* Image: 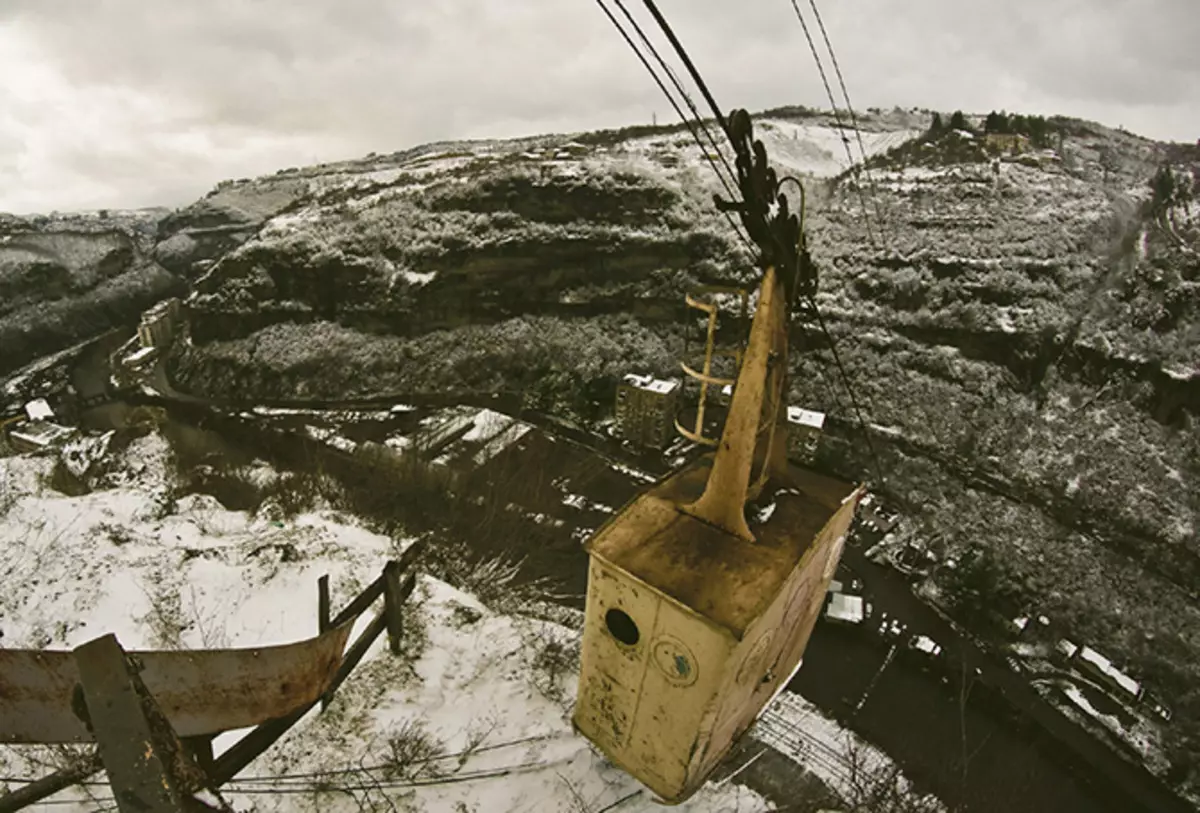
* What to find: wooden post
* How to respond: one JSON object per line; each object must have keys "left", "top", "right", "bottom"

{"left": 318, "top": 574, "right": 331, "bottom": 710}
{"left": 383, "top": 561, "right": 403, "bottom": 655}
{"left": 318, "top": 574, "right": 331, "bottom": 635}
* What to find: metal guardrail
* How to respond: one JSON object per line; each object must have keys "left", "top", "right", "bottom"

{"left": 0, "top": 541, "right": 423, "bottom": 812}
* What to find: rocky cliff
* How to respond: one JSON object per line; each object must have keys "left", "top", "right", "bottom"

{"left": 0, "top": 209, "right": 179, "bottom": 375}
{"left": 795, "top": 120, "right": 1199, "bottom": 784}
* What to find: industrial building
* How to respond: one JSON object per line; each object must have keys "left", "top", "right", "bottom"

{"left": 786, "top": 406, "right": 826, "bottom": 462}
{"left": 137, "top": 297, "right": 183, "bottom": 349}
{"left": 615, "top": 373, "right": 680, "bottom": 450}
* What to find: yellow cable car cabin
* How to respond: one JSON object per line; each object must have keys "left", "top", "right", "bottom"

{"left": 573, "top": 259, "right": 864, "bottom": 803}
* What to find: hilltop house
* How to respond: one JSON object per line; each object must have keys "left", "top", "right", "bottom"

{"left": 985, "top": 132, "right": 1030, "bottom": 155}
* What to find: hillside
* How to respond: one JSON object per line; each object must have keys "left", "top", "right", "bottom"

{"left": 795, "top": 119, "right": 1200, "bottom": 783}
{"left": 157, "top": 108, "right": 1200, "bottom": 793}
{"left": 2, "top": 105, "right": 1198, "bottom": 797}
{"left": 0, "top": 208, "right": 179, "bottom": 376}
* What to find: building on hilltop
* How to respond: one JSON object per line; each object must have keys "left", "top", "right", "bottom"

{"left": 984, "top": 132, "right": 1030, "bottom": 155}
{"left": 137, "top": 297, "right": 183, "bottom": 349}
{"left": 615, "top": 373, "right": 680, "bottom": 450}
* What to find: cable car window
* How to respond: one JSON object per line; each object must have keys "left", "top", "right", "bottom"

{"left": 605, "top": 608, "right": 640, "bottom": 646}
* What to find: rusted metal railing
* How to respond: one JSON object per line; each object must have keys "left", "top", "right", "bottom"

{"left": 0, "top": 542, "right": 423, "bottom": 813}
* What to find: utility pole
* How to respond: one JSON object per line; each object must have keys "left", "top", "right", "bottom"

{"left": 653, "top": 111, "right": 657, "bottom": 127}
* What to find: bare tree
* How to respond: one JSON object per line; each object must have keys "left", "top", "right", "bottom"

{"left": 839, "top": 738, "right": 944, "bottom": 813}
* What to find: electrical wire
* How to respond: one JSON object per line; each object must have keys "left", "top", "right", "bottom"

{"left": 802, "top": 293, "right": 886, "bottom": 487}
{"left": 20, "top": 753, "right": 576, "bottom": 810}
{"left": 0, "top": 733, "right": 564, "bottom": 790}
{"left": 637, "top": 0, "right": 728, "bottom": 130}
{"left": 785, "top": 0, "right": 880, "bottom": 248}
{"left": 805, "top": 0, "right": 893, "bottom": 242}
{"left": 595, "top": 787, "right": 644, "bottom": 811}
{"left": 611, "top": 0, "right": 741, "bottom": 195}
{"left": 592, "top": 0, "right": 757, "bottom": 257}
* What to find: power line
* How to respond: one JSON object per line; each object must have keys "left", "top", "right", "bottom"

{"left": 637, "top": 0, "right": 728, "bottom": 131}
{"left": 805, "top": 0, "right": 892, "bottom": 242}
{"left": 611, "top": 0, "right": 740, "bottom": 195}
{"left": 785, "top": 0, "right": 880, "bottom": 248}
{"left": 33, "top": 756, "right": 575, "bottom": 809}
{"left": 0, "top": 733, "right": 566, "bottom": 790}
{"left": 592, "top": 0, "right": 756, "bottom": 257}
{"left": 803, "top": 293, "right": 886, "bottom": 487}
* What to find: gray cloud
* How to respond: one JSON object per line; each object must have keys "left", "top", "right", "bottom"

{"left": 1, "top": 0, "right": 1197, "bottom": 213}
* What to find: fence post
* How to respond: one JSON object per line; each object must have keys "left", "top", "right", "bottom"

{"left": 383, "top": 561, "right": 403, "bottom": 655}
{"left": 318, "top": 574, "right": 331, "bottom": 710}
{"left": 318, "top": 574, "right": 331, "bottom": 635}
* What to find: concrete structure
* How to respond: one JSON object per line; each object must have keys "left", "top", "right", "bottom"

{"left": 786, "top": 406, "right": 825, "bottom": 462}
{"left": 616, "top": 374, "right": 680, "bottom": 451}
{"left": 8, "top": 420, "right": 73, "bottom": 452}
{"left": 110, "top": 345, "right": 159, "bottom": 389}
{"left": 825, "top": 592, "right": 865, "bottom": 625}
{"left": 1076, "top": 646, "right": 1142, "bottom": 702}
{"left": 1056, "top": 639, "right": 1079, "bottom": 661}
{"left": 137, "top": 297, "right": 182, "bottom": 349}
{"left": 24, "top": 399, "right": 54, "bottom": 422}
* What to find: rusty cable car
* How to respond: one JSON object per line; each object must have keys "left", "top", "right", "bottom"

{"left": 572, "top": 109, "right": 865, "bottom": 803}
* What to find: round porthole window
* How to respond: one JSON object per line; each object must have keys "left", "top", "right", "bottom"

{"left": 604, "top": 608, "right": 640, "bottom": 646}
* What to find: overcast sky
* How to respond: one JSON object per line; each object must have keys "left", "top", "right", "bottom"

{"left": 1, "top": 0, "right": 1196, "bottom": 214}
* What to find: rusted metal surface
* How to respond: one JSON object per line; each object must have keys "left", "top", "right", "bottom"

{"left": 0, "top": 622, "right": 352, "bottom": 744}
{"left": 211, "top": 570, "right": 417, "bottom": 785}
{"left": 74, "top": 634, "right": 195, "bottom": 812}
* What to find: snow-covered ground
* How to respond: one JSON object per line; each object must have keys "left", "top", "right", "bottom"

{"left": 0, "top": 433, "right": 774, "bottom": 812}
{"left": 754, "top": 692, "right": 944, "bottom": 811}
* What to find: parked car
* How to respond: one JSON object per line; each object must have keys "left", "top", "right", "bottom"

{"left": 877, "top": 612, "right": 907, "bottom": 639}
{"left": 908, "top": 634, "right": 943, "bottom": 658}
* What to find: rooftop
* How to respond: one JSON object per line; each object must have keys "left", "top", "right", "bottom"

{"left": 587, "top": 455, "right": 859, "bottom": 636}
{"left": 622, "top": 373, "right": 679, "bottom": 395}
{"left": 10, "top": 420, "right": 73, "bottom": 447}
{"left": 787, "top": 406, "right": 826, "bottom": 430}
{"left": 125, "top": 346, "right": 157, "bottom": 365}
{"left": 1077, "top": 646, "right": 1142, "bottom": 698}
{"left": 24, "top": 399, "right": 53, "bottom": 422}
{"left": 826, "top": 593, "right": 865, "bottom": 624}
{"left": 143, "top": 298, "right": 179, "bottom": 318}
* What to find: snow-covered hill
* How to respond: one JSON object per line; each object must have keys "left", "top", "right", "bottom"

{"left": 0, "top": 428, "right": 941, "bottom": 811}
{"left": 3, "top": 105, "right": 1198, "bottom": 798}
{"left": 156, "top": 108, "right": 1200, "bottom": 797}
{"left": 0, "top": 432, "right": 761, "bottom": 811}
